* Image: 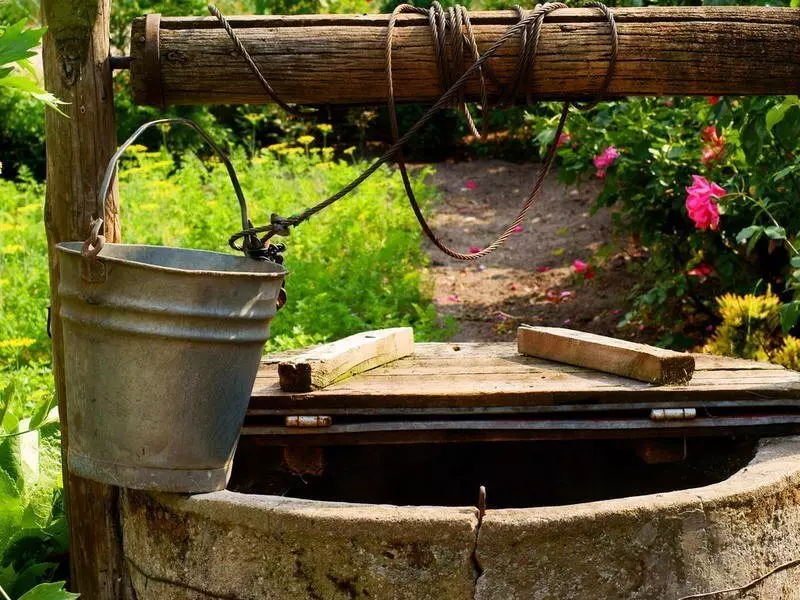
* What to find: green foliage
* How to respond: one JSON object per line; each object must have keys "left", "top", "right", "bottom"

{"left": 0, "top": 134, "right": 448, "bottom": 597}
{"left": 17, "top": 582, "right": 78, "bottom": 600}
{"left": 0, "top": 18, "right": 64, "bottom": 113}
{"left": 701, "top": 289, "right": 800, "bottom": 371}
{"left": 117, "top": 139, "right": 449, "bottom": 349}
{"left": 519, "top": 93, "right": 800, "bottom": 343}
{"left": 702, "top": 289, "right": 781, "bottom": 361}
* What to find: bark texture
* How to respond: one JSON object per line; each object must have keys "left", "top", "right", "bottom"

{"left": 130, "top": 7, "right": 800, "bottom": 106}
{"left": 41, "top": 1, "right": 127, "bottom": 598}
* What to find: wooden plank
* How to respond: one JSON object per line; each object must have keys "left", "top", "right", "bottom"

{"left": 278, "top": 327, "right": 414, "bottom": 392}
{"left": 40, "top": 1, "right": 129, "bottom": 599}
{"left": 517, "top": 326, "right": 695, "bottom": 385}
{"left": 129, "top": 7, "right": 800, "bottom": 106}
{"left": 248, "top": 343, "right": 800, "bottom": 411}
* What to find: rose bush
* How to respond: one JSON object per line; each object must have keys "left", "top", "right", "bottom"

{"left": 523, "top": 93, "right": 800, "bottom": 347}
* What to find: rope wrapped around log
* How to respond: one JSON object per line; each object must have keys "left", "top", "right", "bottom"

{"left": 131, "top": 7, "right": 800, "bottom": 107}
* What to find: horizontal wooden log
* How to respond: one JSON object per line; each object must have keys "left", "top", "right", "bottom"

{"left": 129, "top": 7, "right": 800, "bottom": 107}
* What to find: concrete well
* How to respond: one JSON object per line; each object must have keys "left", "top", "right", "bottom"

{"left": 122, "top": 437, "right": 800, "bottom": 600}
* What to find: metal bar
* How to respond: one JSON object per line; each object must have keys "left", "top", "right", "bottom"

{"left": 246, "top": 398, "right": 800, "bottom": 417}
{"left": 240, "top": 415, "right": 800, "bottom": 445}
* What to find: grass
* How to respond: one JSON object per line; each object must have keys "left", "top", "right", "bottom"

{"left": 0, "top": 139, "right": 449, "bottom": 598}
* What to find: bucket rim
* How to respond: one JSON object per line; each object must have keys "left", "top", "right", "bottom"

{"left": 57, "top": 241, "right": 288, "bottom": 279}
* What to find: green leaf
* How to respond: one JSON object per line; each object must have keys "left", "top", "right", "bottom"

{"left": 766, "top": 96, "right": 799, "bottom": 132}
{"left": 28, "top": 395, "right": 55, "bottom": 432}
{"left": 790, "top": 256, "right": 800, "bottom": 268}
{"left": 780, "top": 301, "right": 800, "bottom": 333}
{"left": 0, "top": 20, "right": 46, "bottom": 69}
{"left": 0, "top": 382, "right": 16, "bottom": 429}
{"left": 764, "top": 225, "right": 787, "bottom": 240}
{"left": 0, "top": 75, "right": 68, "bottom": 116}
{"left": 793, "top": 0, "right": 800, "bottom": 7}
{"left": 736, "top": 225, "right": 763, "bottom": 245}
{"left": 741, "top": 116, "right": 767, "bottom": 164}
{"left": 18, "top": 581, "right": 79, "bottom": 600}
{"left": 772, "top": 164, "right": 797, "bottom": 182}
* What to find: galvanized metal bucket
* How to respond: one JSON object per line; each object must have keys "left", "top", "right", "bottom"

{"left": 56, "top": 119, "right": 287, "bottom": 492}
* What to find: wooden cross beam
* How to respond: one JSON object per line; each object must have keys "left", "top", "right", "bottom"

{"left": 130, "top": 7, "right": 800, "bottom": 107}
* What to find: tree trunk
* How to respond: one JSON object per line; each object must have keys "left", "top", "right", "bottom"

{"left": 41, "top": 1, "right": 128, "bottom": 598}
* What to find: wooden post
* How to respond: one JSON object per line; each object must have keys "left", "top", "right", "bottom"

{"left": 41, "top": 1, "right": 128, "bottom": 598}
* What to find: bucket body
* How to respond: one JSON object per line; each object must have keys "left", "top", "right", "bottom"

{"left": 56, "top": 242, "right": 286, "bottom": 492}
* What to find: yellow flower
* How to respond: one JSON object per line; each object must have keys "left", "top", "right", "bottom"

{"left": 244, "top": 113, "right": 265, "bottom": 125}
{"left": 343, "top": 146, "right": 356, "bottom": 155}
{"left": 316, "top": 123, "right": 333, "bottom": 134}
{"left": 267, "top": 142, "right": 288, "bottom": 152}
{"left": 0, "top": 223, "right": 14, "bottom": 232}
{"left": 0, "top": 338, "right": 36, "bottom": 349}
{"left": 17, "top": 204, "right": 40, "bottom": 214}
{"left": 282, "top": 148, "right": 304, "bottom": 156}
{"left": 2, "top": 245, "right": 25, "bottom": 254}
{"left": 316, "top": 161, "right": 335, "bottom": 170}
{"left": 127, "top": 144, "right": 149, "bottom": 153}
{"left": 297, "top": 135, "right": 315, "bottom": 146}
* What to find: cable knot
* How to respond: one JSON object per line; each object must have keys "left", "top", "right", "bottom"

{"left": 269, "top": 213, "right": 293, "bottom": 237}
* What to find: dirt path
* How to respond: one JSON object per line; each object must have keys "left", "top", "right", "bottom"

{"left": 423, "top": 159, "right": 650, "bottom": 343}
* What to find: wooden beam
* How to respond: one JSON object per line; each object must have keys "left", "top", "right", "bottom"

{"left": 130, "top": 7, "right": 800, "bottom": 107}
{"left": 41, "top": 1, "right": 128, "bottom": 598}
{"left": 517, "top": 326, "right": 695, "bottom": 385}
{"left": 278, "top": 327, "right": 414, "bottom": 392}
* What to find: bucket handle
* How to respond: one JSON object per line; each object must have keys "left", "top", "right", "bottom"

{"left": 97, "top": 118, "right": 260, "bottom": 254}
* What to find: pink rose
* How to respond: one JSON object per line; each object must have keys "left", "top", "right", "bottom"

{"left": 708, "top": 96, "right": 721, "bottom": 106}
{"left": 685, "top": 175, "right": 724, "bottom": 231}
{"left": 465, "top": 181, "right": 477, "bottom": 190}
{"left": 511, "top": 225, "right": 524, "bottom": 233}
{"left": 557, "top": 132, "right": 572, "bottom": 148}
{"left": 700, "top": 126, "right": 725, "bottom": 164}
{"left": 468, "top": 246, "right": 481, "bottom": 254}
{"left": 593, "top": 146, "right": 619, "bottom": 170}
{"left": 595, "top": 169, "right": 606, "bottom": 180}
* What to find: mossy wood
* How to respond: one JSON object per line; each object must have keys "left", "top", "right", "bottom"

{"left": 130, "top": 7, "right": 800, "bottom": 107}
{"left": 517, "top": 326, "right": 696, "bottom": 385}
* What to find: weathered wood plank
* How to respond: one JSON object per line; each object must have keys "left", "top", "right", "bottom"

{"left": 249, "top": 343, "right": 800, "bottom": 411}
{"left": 41, "top": 1, "right": 128, "bottom": 598}
{"left": 517, "top": 326, "right": 695, "bottom": 385}
{"left": 278, "top": 328, "right": 414, "bottom": 392}
{"left": 130, "top": 7, "right": 800, "bottom": 106}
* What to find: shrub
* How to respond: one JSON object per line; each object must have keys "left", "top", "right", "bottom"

{"left": 702, "top": 289, "right": 781, "bottom": 361}
{"left": 520, "top": 94, "right": 800, "bottom": 344}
